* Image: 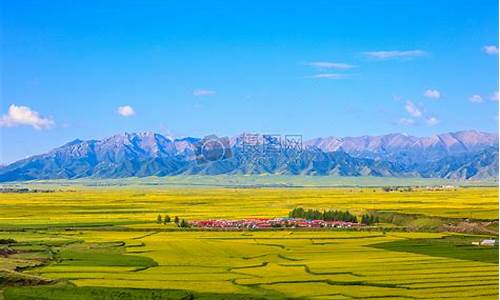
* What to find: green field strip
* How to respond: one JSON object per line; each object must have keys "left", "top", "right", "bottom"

{"left": 276, "top": 254, "right": 303, "bottom": 261}
{"left": 278, "top": 263, "right": 365, "bottom": 277}
{"left": 126, "top": 250, "right": 153, "bottom": 254}
{"left": 239, "top": 253, "right": 272, "bottom": 260}
{"left": 417, "top": 293, "right": 498, "bottom": 299}
{"left": 347, "top": 296, "right": 417, "bottom": 299}
{"left": 404, "top": 288, "right": 498, "bottom": 299}
{"left": 36, "top": 266, "right": 138, "bottom": 274}
{"left": 229, "top": 261, "right": 270, "bottom": 270}
{"left": 355, "top": 264, "right": 498, "bottom": 274}
{"left": 124, "top": 241, "right": 145, "bottom": 248}
{"left": 72, "top": 279, "right": 260, "bottom": 295}
{"left": 368, "top": 236, "right": 499, "bottom": 264}
{"left": 357, "top": 269, "right": 498, "bottom": 277}
{"left": 371, "top": 275, "right": 498, "bottom": 284}
{"left": 311, "top": 241, "right": 341, "bottom": 245}
{"left": 229, "top": 270, "right": 264, "bottom": 279}
{"left": 130, "top": 265, "right": 155, "bottom": 272}
{"left": 306, "top": 293, "right": 353, "bottom": 300}
{"left": 253, "top": 240, "right": 287, "bottom": 250}
{"left": 261, "top": 281, "right": 413, "bottom": 299}
{"left": 408, "top": 282, "right": 498, "bottom": 290}
{"left": 130, "top": 231, "right": 160, "bottom": 240}
{"left": 44, "top": 272, "right": 255, "bottom": 282}
{"left": 233, "top": 278, "right": 408, "bottom": 289}
{"left": 149, "top": 264, "right": 228, "bottom": 269}
{"left": 366, "top": 258, "right": 477, "bottom": 266}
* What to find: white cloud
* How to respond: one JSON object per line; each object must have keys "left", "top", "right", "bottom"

{"left": 398, "top": 96, "right": 440, "bottom": 126}
{"left": 0, "top": 104, "right": 54, "bottom": 130}
{"left": 193, "top": 89, "right": 216, "bottom": 97}
{"left": 490, "top": 91, "right": 499, "bottom": 101}
{"left": 424, "top": 89, "right": 441, "bottom": 99}
{"left": 306, "top": 62, "right": 355, "bottom": 70}
{"left": 405, "top": 100, "right": 422, "bottom": 117}
{"left": 117, "top": 105, "right": 135, "bottom": 117}
{"left": 306, "top": 73, "right": 347, "bottom": 79}
{"left": 364, "top": 50, "right": 427, "bottom": 60}
{"left": 398, "top": 118, "right": 415, "bottom": 126}
{"left": 483, "top": 45, "right": 499, "bottom": 55}
{"left": 469, "top": 95, "right": 483, "bottom": 103}
{"left": 425, "top": 116, "right": 439, "bottom": 126}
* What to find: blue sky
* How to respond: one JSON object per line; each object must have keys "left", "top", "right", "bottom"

{"left": 1, "top": 0, "right": 498, "bottom": 163}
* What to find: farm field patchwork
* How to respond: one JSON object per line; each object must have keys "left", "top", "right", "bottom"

{"left": 0, "top": 186, "right": 498, "bottom": 299}
{"left": 0, "top": 187, "right": 497, "bottom": 228}
{"left": 1, "top": 230, "right": 498, "bottom": 299}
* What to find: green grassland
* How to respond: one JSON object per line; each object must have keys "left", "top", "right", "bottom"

{"left": 4, "top": 175, "right": 498, "bottom": 189}
{"left": 0, "top": 182, "right": 498, "bottom": 299}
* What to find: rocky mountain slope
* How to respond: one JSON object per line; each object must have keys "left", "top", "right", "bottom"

{"left": 0, "top": 130, "right": 497, "bottom": 181}
{"left": 305, "top": 130, "right": 498, "bottom": 164}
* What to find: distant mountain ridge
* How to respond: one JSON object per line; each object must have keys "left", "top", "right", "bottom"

{"left": 0, "top": 130, "right": 497, "bottom": 182}
{"left": 304, "top": 130, "right": 498, "bottom": 164}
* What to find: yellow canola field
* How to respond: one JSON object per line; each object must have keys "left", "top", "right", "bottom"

{"left": 0, "top": 187, "right": 497, "bottom": 227}
{"left": 30, "top": 230, "right": 498, "bottom": 299}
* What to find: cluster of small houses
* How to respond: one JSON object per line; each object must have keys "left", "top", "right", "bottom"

{"left": 190, "top": 217, "right": 364, "bottom": 229}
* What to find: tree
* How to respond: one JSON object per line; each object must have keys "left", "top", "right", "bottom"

{"left": 174, "top": 216, "right": 180, "bottom": 224}
{"left": 179, "top": 219, "right": 189, "bottom": 228}
{"left": 361, "top": 214, "right": 378, "bottom": 225}
{"left": 157, "top": 214, "right": 162, "bottom": 224}
{"left": 289, "top": 207, "right": 305, "bottom": 219}
{"left": 164, "top": 215, "right": 171, "bottom": 224}
{"left": 289, "top": 207, "right": 358, "bottom": 223}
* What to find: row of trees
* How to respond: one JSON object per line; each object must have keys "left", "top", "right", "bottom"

{"left": 156, "top": 214, "right": 189, "bottom": 227}
{"left": 360, "top": 214, "right": 379, "bottom": 225}
{"left": 288, "top": 207, "right": 380, "bottom": 225}
{"left": 288, "top": 207, "right": 358, "bottom": 223}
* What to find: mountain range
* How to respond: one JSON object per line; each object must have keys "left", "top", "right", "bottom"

{"left": 0, "top": 130, "right": 498, "bottom": 182}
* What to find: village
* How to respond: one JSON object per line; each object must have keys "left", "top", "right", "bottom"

{"left": 158, "top": 207, "right": 377, "bottom": 230}
{"left": 190, "top": 217, "right": 364, "bottom": 229}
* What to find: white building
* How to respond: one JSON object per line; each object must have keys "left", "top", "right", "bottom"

{"left": 480, "top": 239, "right": 496, "bottom": 246}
